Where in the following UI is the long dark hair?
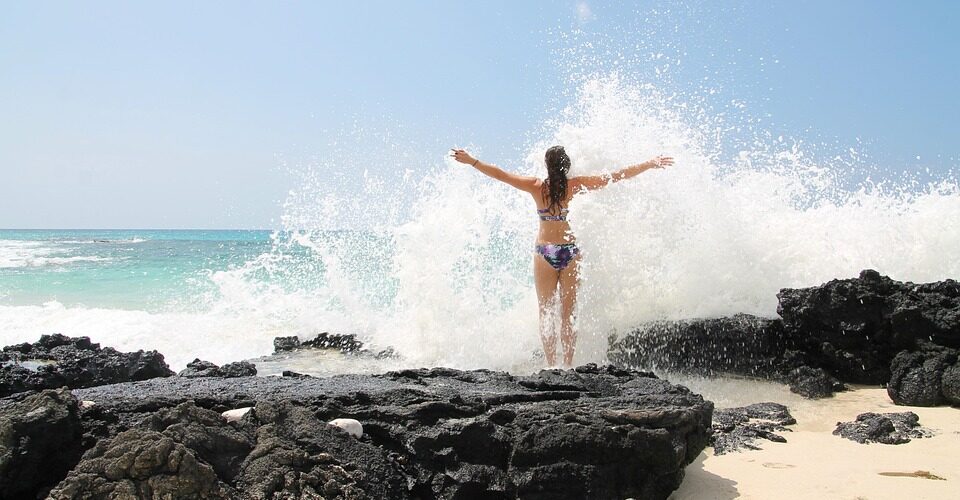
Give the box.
[542,145,570,215]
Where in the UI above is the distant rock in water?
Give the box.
[177,358,221,377]
[833,411,933,444]
[179,358,257,378]
[0,334,174,398]
[711,402,796,455]
[273,332,365,354]
[37,364,713,500]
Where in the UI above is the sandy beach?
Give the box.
[671,387,960,500]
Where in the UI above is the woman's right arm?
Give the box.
[572,156,674,191]
[451,149,539,193]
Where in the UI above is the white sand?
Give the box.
[670,386,960,500]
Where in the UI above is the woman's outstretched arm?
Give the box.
[571,156,674,191]
[451,149,539,193]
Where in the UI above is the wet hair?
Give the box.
[542,145,570,215]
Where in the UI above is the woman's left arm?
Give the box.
[451,149,539,193]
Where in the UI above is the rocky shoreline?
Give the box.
[2,365,711,499]
[610,269,960,405]
[1,269,958,499]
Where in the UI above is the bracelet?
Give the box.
[471,159,479,167]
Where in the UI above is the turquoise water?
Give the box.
[0,230,273,310]
[0,227,537,371]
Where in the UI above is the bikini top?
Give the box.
[537,207,569,222]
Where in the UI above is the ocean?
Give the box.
[2,76,959,376]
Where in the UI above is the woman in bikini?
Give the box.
[451,146,674,367]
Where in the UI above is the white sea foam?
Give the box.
[0,301,292,371]
[0,240,114,269]
[248,74,960,370]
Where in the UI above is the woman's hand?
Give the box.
[649,155,674,169]
[450,149,478,166]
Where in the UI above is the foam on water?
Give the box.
[1,75,957,373]
[0,240,116,269]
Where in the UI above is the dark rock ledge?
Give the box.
[0,333,174,398]
[610,270,960,405]
[1,364,712,500]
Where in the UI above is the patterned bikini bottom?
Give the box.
[535,243,580,271]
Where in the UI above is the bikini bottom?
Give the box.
[535,243,579,271]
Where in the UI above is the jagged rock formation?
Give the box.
[178,358,258,378]
[710,402,795,455]
[887,344,960,406]
[0,388,84,498]
[610,270,960,404]
[833,411,933,444]
[3,364,712,500]
[0,334,174,398]
[777,269,959,385]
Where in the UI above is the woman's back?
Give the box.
[531,178,575,244]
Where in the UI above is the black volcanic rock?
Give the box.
[710,402,795,455]
[777,270,960,384]
[59,364,712,500]
[0,388,84,499]
[887,344,959,406]
[0,334,174,397]
[219,361,257,378]
[273,335,301,352]
[235,400,405,498]
[785,366,847,399]
[608,314,788,378]
[609,271,960,404]
[178,358,221,377]
[273,332,365,354]
[49,401,396,500]
[942,362,960,405]
[179,359,258,378]
[48,428,237,499]
[833,411,932,444]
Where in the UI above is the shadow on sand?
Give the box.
[668,451,740,500]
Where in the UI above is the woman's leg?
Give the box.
[558,257,580,367]
[533,254,560,366]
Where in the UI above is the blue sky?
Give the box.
[1,1,957,229]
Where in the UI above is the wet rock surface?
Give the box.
[4,364,712,500]
[785,366,847,399]
[710,402,796,455]
[833,411,933,444]
[610,270,960,405]
[273,332,365,354]
[0,334,174,398]
[608,314,788,378]
[0,388,85,499]
[179,358,258,378]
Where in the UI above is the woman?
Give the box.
[451,146,674,367]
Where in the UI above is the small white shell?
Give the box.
[79,400,96,409]
[328,418,363,438]
[221,407,253,422]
